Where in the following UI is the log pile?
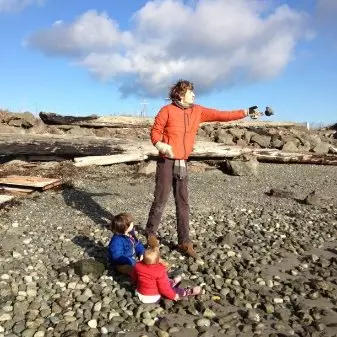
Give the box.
[0,110,336,167]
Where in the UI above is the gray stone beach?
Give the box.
[1,161,337,337]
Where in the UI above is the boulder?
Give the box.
[282,141,299,152]
[138,161,157,175]
[271,136,284,149]
[223,155,259,176]
[250,134,271,148]
[0,124,26,134]
[197,128,208,138]
[73,259,105,278]
[244,130,255,143]
[313,142,330,154]
[236,138,248,146]
[26,120,49,134]
[200,125,214,136]
[215,132,235,145]
[228,128,245,140]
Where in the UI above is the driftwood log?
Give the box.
[39,112,152,128]
[74,145,337,167]
[0,134,126,157]
[1,133,336,166]
[39,112,99,125]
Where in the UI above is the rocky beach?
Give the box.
[0,159,337,337]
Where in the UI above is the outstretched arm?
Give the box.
[200,106,247,123]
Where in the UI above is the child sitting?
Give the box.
[108,213,145,275]
[132,247,201,303]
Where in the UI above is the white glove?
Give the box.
[155,141,174,158]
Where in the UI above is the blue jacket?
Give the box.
[108,229,146,266]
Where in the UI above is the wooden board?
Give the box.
[0,176,62,190]
[0,186,34,195]
[0,194,14,205]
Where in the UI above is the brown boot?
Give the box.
[177,243,197,258]
[147,234,159,248]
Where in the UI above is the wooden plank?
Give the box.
[0,194,14,205]
[0,176,62,190]
[0,186,34,195]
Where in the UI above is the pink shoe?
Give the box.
[184,286,201,296]
[171,275,182,287]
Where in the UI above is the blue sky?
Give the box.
[0,0,336,124]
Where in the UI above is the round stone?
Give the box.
[196,318,211,327]
[88,319,97,329]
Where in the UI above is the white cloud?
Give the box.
[26,10,133,56]
[0,0,44,13]
[26,0,308,97]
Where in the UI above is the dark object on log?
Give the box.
[39,112,98,125]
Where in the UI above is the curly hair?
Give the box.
[169,80,194,101]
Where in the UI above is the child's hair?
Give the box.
[110,212,133,234]
[143,247,160,265]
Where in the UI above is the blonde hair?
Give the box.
[143,247,160,265]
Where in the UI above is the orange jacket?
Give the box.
[151,103,247,160]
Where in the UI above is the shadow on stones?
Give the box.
[61,183,115,228]
[71,235,135,292]
[72,235,108,265]
[294,197,306,205]
[326,248,337,256]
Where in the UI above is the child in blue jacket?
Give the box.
[108,212,145,275]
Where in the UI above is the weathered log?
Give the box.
[74,153,149,167]
[39,112,98,125]
[39,112,152,128]
[74,142,337,166]
[251,150,337,165]
[0,133,127,157]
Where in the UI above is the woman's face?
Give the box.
[181,89,195,104]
